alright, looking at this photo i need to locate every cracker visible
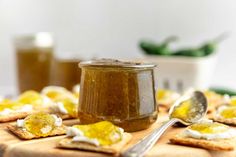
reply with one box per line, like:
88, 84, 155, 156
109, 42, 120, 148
207, 106, 216, 114
158, 104, 170, 113
7, 124, 66, 140
0, 112, 29, 123
56, 114, 73, 120
170, 135, 234, 151
212, 116, 236, 126
0, 111, 72, 123
57, 133, 132, 154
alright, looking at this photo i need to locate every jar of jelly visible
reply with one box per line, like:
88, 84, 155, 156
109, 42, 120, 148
78, 59, 157, 132
50, 57, 82, 90
14, 32, 54, 93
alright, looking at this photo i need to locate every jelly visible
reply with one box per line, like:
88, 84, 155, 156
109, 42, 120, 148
0, 99, 23, 112
170, 99, 192, 122
56, 98, 78, 117
73, 121, 123, 146
15, 33, 53, 92
17, 90, 43, 107
41, 86, 73, 100
219, 106, 236, 119
24, 113, 55, 136
229, 96, 236, 106
50, 59, 81, 90
188, 122, 229, 134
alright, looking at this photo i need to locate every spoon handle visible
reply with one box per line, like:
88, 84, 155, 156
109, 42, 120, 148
122, 118, 179, 157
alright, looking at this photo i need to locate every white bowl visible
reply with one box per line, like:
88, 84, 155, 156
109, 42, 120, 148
142, 54, 218, 92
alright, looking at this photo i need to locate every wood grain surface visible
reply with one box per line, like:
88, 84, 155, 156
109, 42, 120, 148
0, 115, 236, 157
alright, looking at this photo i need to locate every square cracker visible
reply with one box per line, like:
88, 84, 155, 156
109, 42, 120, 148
170, 135, 235, 151
0, 111, 73, 123
56, 113, 73, 120
0, 112, 29, 123
7, 124, 67, 140
212, 116, 236, 126
207, 106, 217, 114
57, 133, 132, 155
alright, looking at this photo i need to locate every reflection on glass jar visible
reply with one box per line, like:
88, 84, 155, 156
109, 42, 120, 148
15, 32, 54, 93
78, 59, 157, 132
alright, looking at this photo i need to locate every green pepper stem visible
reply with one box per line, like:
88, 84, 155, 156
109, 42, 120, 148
212, 32, 230, 43
163, 36, 178, 45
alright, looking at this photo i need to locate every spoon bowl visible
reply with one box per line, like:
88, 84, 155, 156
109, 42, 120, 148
169, 91, 208, 125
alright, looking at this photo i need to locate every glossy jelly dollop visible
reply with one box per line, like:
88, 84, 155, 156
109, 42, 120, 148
219, 106, 236, 119
0, 99, 24, 112
17, 90, 44, 106
56, 98, 78, 117
73, 121, 123, 146
24, 113, 56, 136
188, 122, 229, 134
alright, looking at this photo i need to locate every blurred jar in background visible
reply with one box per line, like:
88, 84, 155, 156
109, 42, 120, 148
15, 32, 54, 93
50, 56, 81, 90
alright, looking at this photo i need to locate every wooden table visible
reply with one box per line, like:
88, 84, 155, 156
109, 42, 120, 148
0, 115, 236, 157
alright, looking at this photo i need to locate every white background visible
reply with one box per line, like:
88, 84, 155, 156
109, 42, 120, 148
0, 0, 236, 94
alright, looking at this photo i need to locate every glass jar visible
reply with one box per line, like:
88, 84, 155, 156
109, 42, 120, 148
78, 59, 157, 132
50, 57, 82, 90
14, 32, 54, 93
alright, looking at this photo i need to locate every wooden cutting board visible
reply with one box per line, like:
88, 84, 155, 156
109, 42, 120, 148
0, 115, 236, 157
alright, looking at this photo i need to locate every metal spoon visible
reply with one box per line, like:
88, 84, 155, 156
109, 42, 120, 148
122, 91, 207, 157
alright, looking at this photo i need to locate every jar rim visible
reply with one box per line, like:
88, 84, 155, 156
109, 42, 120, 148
79, 58, 156, 69
14, 32, 54, 48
